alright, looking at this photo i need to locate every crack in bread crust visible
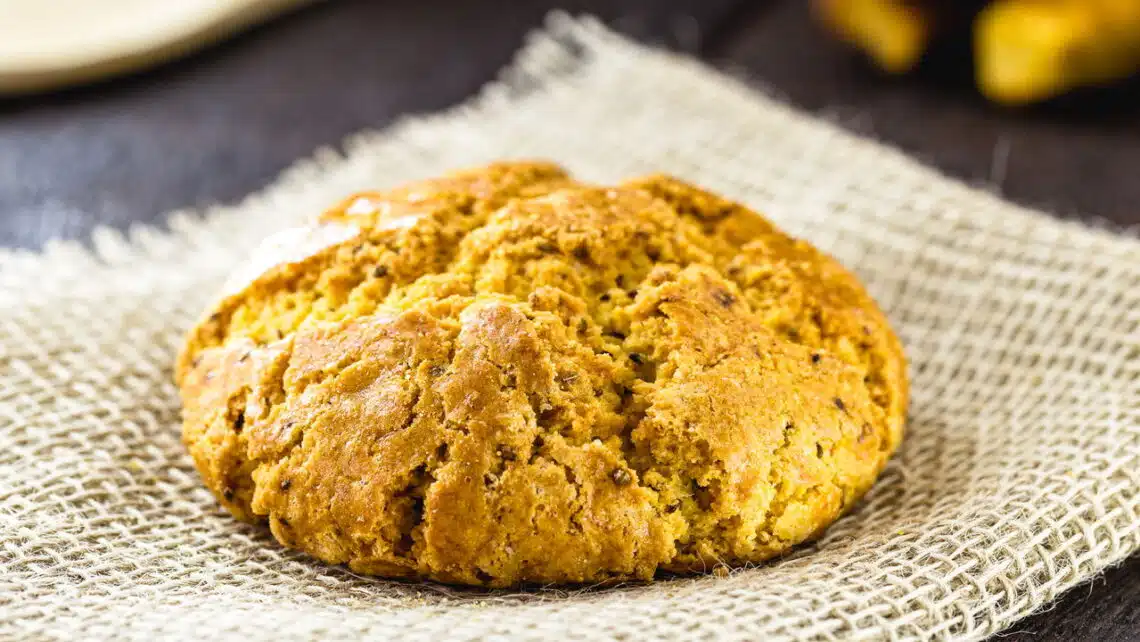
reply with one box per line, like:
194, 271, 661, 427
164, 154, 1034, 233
177, 161, 908, 587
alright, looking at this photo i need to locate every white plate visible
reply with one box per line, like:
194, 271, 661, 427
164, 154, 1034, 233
0, 0, 314, 95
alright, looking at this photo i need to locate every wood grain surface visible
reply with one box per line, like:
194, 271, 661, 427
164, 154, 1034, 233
1, 1, 1135, 639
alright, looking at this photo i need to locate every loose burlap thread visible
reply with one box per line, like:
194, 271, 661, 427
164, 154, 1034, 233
2, 14, 1137, 642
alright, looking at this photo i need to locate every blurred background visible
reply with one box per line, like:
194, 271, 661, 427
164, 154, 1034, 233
2, 0, 1138, 249
0, 1, 1136, 639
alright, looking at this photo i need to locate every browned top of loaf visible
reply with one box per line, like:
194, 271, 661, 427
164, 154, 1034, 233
177, 161, 907, 587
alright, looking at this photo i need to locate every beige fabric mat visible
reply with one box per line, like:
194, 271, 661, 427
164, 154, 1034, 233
2, 13, 1137, 642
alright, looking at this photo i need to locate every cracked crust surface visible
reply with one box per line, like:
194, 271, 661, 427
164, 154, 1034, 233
176, 161, 908, 587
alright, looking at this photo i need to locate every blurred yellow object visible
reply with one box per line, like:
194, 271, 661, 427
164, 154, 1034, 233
814, 0, 932, 73
976, 0, 1140, 105
814, 0, 1140, 104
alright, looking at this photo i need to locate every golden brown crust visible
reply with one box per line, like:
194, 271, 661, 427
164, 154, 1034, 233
177, 161, 908, 587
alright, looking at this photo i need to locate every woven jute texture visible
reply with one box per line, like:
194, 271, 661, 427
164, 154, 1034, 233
2, 14, 1138, 642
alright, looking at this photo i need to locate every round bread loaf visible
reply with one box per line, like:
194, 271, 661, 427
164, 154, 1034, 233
176, 161, 907, 587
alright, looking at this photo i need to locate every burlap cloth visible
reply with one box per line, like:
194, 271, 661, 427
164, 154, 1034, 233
2, 14, 1137, 642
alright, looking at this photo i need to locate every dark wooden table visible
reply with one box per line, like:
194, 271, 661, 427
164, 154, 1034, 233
1, 1, 1136, 639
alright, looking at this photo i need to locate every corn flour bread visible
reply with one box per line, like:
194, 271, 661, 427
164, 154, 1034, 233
175, 161, 908, 587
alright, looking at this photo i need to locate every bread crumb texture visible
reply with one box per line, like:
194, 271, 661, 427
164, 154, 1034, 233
177, 161, 908, 587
